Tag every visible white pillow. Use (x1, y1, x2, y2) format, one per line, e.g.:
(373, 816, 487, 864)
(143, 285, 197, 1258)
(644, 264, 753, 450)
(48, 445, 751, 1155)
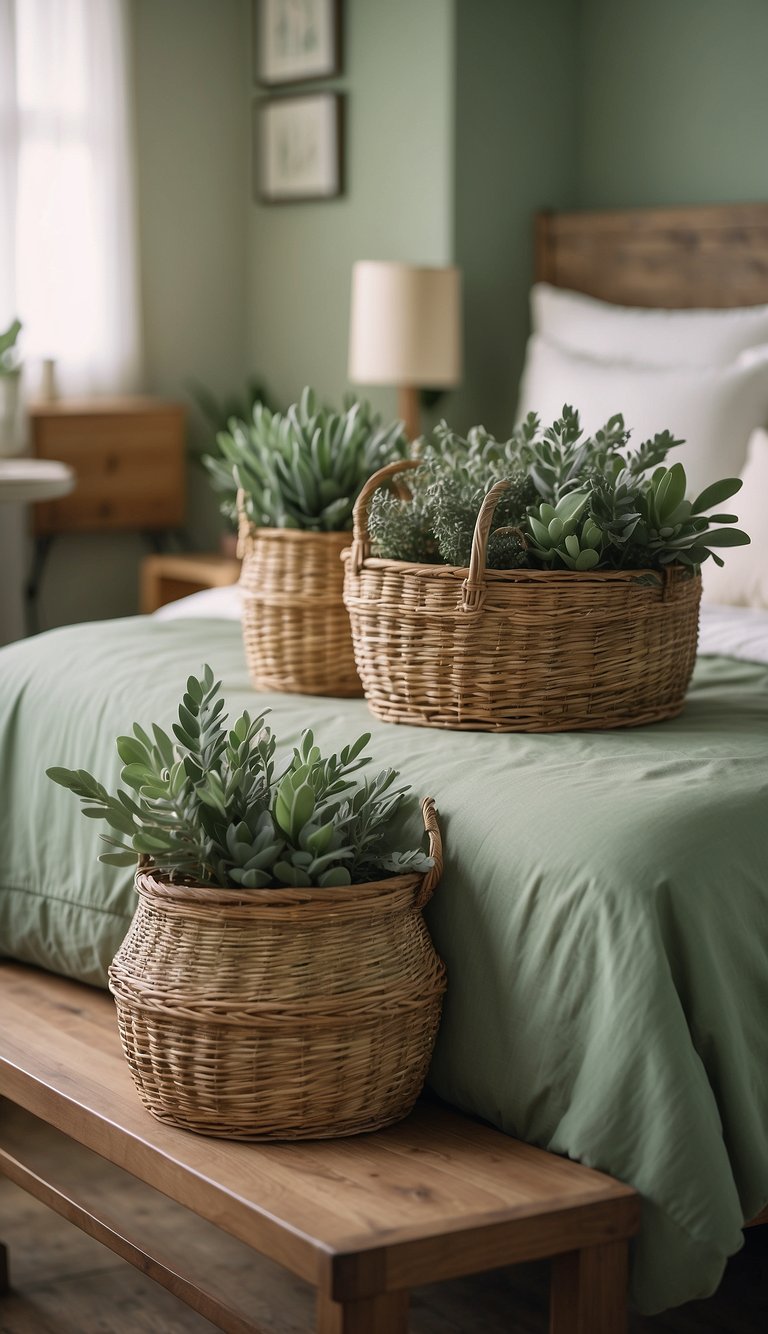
(516, 334, 768, 498)
(702, 429, 767, 608)
(532, 283, 768, 368)
(153, 585, 243, 621)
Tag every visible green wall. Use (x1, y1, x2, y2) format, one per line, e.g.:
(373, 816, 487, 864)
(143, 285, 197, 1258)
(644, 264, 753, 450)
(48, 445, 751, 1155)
(132, 0, 251, 552)
(37, 0, 768, 631)
(247, 0, 768, 437)
(578, 0, 768, 208)
(248, 0, 455, 424)
(451, 0, 578, 436)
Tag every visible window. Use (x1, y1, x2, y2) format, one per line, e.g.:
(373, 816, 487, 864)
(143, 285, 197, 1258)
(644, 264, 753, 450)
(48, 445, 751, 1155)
(0, 0, 140, 394)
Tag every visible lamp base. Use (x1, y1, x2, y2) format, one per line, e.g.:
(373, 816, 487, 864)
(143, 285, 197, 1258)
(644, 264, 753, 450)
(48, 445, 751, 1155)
(397, 385, 421, 443)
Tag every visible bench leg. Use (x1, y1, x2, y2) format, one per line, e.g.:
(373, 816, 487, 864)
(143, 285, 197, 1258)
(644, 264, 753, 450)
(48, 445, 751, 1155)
(0, 1241, 8, 1293)
(550, 1240, 628, 1334)
(316, 1289, 409, 1333)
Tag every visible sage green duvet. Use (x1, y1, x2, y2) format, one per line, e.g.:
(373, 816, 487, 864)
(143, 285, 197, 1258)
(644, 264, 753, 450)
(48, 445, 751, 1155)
(0, 615, 766, 1314)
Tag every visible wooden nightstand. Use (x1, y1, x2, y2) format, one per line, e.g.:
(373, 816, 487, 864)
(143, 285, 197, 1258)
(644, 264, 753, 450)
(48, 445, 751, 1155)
(140, 552, 241, 614)
(25, 396, 186, 630)
(29, 397, 185, 535)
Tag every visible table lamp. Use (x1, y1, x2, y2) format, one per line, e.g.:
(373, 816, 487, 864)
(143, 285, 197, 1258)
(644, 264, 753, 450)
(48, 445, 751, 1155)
(348, 261, 462, 440)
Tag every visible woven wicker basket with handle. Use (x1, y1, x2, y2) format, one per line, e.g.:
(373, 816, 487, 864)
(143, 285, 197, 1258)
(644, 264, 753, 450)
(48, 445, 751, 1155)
(237, 491, 361, 697)
(342, 458, 702, 732)
(108, 799, 445, 1140)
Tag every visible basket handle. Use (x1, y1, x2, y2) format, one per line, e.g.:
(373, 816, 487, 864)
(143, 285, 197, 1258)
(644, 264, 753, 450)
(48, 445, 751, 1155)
(349, 458, 423, 573)
(461, 480, 511, 613)
(236, 487, 252, 560)
(415, 795, 443, 908)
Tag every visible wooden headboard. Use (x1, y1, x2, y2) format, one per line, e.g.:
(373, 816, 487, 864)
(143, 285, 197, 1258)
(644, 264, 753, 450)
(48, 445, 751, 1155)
(535, 203, 768, 308)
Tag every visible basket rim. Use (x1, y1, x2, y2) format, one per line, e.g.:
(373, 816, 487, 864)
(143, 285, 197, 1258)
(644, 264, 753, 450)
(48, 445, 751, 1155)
(342, 551, 702, 584)
(135, 867, 426, 909)
(241, 524, 354, 544)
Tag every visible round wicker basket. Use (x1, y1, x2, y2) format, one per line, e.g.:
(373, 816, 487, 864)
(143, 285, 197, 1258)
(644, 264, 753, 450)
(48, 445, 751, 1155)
(342, 459, 702, 733)
(237, 494, 361, 697)
(108, 799, 446, 1140)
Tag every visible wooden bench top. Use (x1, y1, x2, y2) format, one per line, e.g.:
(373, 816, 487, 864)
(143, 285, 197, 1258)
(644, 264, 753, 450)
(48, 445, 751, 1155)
(0, 961, 639, 1322)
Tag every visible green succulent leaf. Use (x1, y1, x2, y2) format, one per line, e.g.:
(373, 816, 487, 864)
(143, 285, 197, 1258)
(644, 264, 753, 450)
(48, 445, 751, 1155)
(203, 388, 408, 532)
(319, 866, 353, 887)
(691, 477, 742, 514)
(701, 528, 751, 547)
(49, 673, 431, 892)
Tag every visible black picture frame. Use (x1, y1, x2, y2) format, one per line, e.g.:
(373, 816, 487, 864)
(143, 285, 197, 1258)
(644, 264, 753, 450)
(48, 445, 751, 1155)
(255, 92, 344, 204)
(253, 0, 342, 87)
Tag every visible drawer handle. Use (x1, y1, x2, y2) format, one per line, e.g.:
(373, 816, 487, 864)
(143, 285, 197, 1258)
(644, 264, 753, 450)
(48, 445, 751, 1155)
(105, 454, 121, 474)
(99, 502, 113, 519)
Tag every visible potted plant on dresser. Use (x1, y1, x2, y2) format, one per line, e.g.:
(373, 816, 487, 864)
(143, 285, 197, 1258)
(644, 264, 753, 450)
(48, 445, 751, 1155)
(0, 318, 22, 457)
(204, 387, 407, 697)
(343, 407, 750, 732)
(48, 666, 445, 1140)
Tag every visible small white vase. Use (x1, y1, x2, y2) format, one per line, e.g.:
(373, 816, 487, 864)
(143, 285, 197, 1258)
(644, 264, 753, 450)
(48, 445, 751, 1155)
(0, 368, 22, 458)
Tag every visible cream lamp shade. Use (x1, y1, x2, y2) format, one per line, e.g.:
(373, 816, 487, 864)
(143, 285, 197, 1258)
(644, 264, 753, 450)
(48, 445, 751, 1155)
(348, 261, 462, 438)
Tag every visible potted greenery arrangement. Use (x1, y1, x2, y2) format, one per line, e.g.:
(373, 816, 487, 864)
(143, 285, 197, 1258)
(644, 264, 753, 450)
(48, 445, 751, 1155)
(204, 386, 407, 697)
(48, 666, 445, 1140)
(188, 374, 273, 556)
(0, 318, 22, 457)
(343, 407, 749, 732)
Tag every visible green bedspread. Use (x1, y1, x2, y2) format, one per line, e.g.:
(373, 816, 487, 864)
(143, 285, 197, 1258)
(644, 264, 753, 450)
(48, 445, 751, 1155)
(1, 616, 766, 1313)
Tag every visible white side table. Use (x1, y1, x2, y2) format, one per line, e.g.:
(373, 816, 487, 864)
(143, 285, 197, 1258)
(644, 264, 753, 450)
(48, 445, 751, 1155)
(0, 459, 75, 644)
(0, 458, 75, 504)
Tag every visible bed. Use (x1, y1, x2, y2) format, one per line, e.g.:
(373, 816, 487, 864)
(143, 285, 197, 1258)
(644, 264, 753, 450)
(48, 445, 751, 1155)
(1, 203, 768, 1318)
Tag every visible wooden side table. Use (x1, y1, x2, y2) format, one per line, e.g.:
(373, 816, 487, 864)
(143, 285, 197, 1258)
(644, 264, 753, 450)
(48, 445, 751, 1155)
(29, 397, 185, 535)
(26, 397, 185, 629)
(140, 552, 241, 614)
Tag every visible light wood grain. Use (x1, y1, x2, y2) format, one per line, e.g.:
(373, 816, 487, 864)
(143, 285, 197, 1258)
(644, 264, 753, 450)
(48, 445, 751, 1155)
(535, 202, 768, 308)
(30, 399, 185, 534)
(140, 552, 241, 613)
(0, 961, 640, 1330)
(1, 1109, 766, 1333)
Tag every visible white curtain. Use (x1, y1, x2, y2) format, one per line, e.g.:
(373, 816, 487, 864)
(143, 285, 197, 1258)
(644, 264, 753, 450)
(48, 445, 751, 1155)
(0, 0, 141, 396)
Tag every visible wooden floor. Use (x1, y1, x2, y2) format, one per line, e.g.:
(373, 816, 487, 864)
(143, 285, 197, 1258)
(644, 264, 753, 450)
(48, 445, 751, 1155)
(0, 1107, 765, 1334)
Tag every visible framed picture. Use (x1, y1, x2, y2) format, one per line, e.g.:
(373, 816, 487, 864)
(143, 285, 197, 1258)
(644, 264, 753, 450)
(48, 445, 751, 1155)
(256, 92, 343, 204)
(254, 0, 342, 86)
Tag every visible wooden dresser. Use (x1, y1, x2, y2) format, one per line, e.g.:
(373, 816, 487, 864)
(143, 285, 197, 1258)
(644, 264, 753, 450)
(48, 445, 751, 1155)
(29, 397, 185, 536)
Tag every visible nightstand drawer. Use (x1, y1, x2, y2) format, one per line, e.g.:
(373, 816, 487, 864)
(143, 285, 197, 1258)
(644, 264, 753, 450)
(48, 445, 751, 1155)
(34, 412, 183, 457)
(31, 403, 185, 535)
(36, 485, 183, 534)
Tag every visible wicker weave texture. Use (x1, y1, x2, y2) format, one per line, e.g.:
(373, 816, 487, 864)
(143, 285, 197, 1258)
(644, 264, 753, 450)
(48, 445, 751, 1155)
(342, 461, 702, 732)
(238, 507, 361, 697)
(108, 802, 446, 1140)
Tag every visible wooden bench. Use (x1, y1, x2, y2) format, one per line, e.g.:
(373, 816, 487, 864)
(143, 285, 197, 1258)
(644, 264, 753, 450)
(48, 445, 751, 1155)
(0, 963, 639, 1333)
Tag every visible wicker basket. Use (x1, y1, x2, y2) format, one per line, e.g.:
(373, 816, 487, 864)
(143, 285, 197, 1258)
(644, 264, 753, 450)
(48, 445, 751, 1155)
(108, 799, 445, 1140)
(342, 459, 702, 733)
(237, 493, 361, 697)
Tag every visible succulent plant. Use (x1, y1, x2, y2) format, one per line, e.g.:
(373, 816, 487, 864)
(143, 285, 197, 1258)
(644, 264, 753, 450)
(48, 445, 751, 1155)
(519, 403, 750, 571)
(47, 666, 432, 890)
(0, 318, 22, 375)
(630, 465, 748, 569)
(204, 386, 408, 531)
(369, 422, 535, 569)
(344, 405, 750, 575)
(526, 492, 599, 569)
